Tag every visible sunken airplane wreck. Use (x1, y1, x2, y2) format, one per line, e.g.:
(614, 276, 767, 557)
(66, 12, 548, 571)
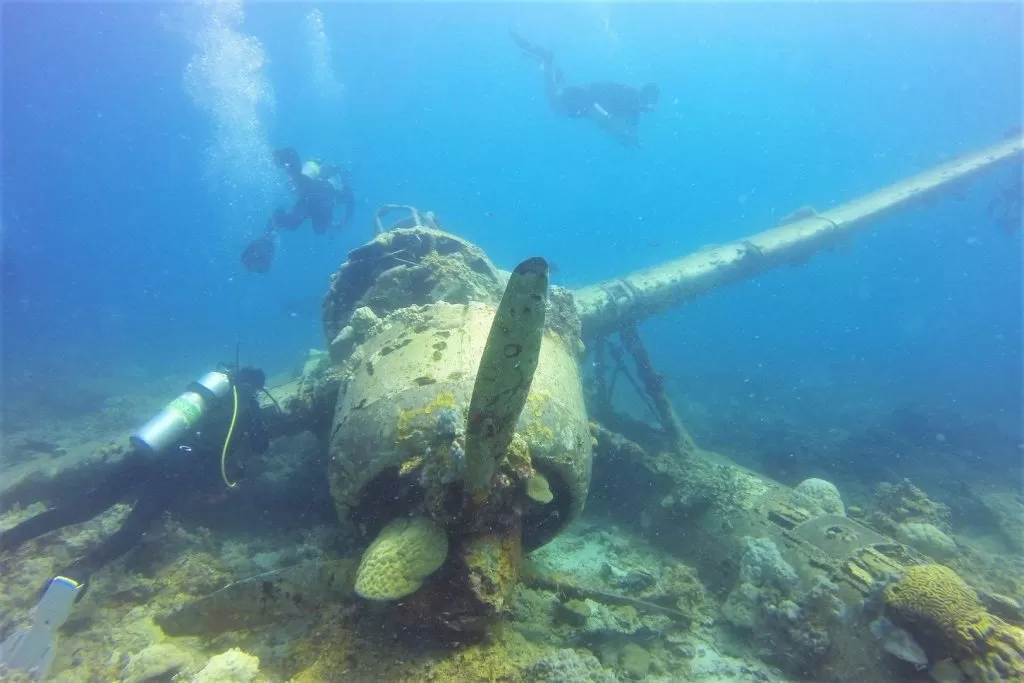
(2, 137, 1023, 682)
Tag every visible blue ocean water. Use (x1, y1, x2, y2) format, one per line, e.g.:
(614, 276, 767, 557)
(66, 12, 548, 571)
(2, 1, 1020, 441)
(2, 4, 1024, 682)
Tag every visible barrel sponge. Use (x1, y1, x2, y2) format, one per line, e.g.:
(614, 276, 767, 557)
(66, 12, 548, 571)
(884, 564, 991, 653)
(354, 517, 449, 600)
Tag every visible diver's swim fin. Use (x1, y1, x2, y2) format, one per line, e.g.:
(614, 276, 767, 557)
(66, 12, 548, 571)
(509, 30, 553, 64)
(0, 576, 82, 680)
(241, 232, 278, 274)
(464, 257, 549, 500)
(273, 147, 301, 173)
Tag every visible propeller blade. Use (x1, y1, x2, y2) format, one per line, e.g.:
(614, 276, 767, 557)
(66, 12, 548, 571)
(464, 257, 549, 500)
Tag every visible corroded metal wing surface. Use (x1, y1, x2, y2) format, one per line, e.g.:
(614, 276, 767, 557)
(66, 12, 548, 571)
(155, 559, 357, 637)
(465, 257, 549, 499)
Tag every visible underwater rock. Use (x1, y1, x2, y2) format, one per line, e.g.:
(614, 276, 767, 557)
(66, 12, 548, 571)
(723, 583, 760, 629)
(190, 648, 261, 683)
(618, 642, 653, 679)
(527, 648, 620, 683)
(329, 306, 381, 363)
(975, 490, 1024, 553)
(583, 600, 644, 637)
(556, 598, 591, 628)
(723, 538, 845, 677)
(724, 537, 799, 629)
(790, 477, 846, 517)
(930, 658, 967, 683)
(158, 550, 232, 597)
(871, 616, 929, 669)
(654, 563, 709, 619)
(896, 521, 958, 560)
(870, 479, 952, 534)
(737, 536, 800, 591)
(601, 562, 657, 592)
(122, 643, 195, 683)
(556, 596, 645, 638)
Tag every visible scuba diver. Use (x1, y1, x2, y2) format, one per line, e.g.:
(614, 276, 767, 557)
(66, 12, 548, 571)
(0, 366, 269, 680)
(511, 31, 660, 147)
(241, 147, 355, 274)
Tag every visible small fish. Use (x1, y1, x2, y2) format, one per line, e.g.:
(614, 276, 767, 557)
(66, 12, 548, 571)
(21, 438, 64, 455)
(279, 296, 322, 318)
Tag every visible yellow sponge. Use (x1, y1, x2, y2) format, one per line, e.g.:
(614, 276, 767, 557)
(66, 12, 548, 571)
(354, 517, 449, 601)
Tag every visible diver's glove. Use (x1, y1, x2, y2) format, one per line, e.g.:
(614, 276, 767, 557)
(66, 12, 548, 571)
(0, 576, 83, 680)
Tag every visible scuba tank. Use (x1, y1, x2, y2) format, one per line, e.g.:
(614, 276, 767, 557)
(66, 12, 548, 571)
(130, 371, 233, 456)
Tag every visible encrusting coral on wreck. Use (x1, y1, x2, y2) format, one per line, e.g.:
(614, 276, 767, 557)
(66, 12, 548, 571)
(883, 564, 1024, 682)
(722, 537, 846, 677)
(789, 478, 846, 517)
(353, 516, 449, 600)
(868, 479, 952, 535)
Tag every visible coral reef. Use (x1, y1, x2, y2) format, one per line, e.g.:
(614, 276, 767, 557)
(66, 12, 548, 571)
(354, 516, 449, 600)
(884, 564, 1024, 682)
(884, 564, 991, 655)
(528, 648, 620, 683)
(556, 598, 645, 637)
(463, 533, 521, 613)
(870, 616, 928, 669)
(790, 478, 846, 517)
(191, 648, 262, 683)
(122, 643, 197, 683)
(868, 479, 952, 535)
(896, 521, 959, 560)
(973, 489, 1024, 554)
(322, 228, 505, 349)
(723, 537, 845, 677)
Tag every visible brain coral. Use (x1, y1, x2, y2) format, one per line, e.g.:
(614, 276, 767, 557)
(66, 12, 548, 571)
(354, 517, 449, 600)
(884, 564, 990, 654)
(885, 565, 1024, 682)
(960, 621, 1024, 683)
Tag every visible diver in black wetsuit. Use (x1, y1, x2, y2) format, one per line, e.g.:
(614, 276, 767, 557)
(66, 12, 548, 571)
(241, 147, 355, 273)
(511, 31, 660, 147)
(0, 367, 269, 591)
